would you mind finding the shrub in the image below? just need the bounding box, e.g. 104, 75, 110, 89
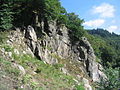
0, 31, 8, 44
75, 84, 84, 90
97, 67, 120, 90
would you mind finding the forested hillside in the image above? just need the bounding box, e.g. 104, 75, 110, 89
87, 29, 120, 68
86, 29, 120, 89
0, 0, 120, 90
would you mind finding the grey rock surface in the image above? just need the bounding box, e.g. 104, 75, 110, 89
23, 22, 105, 82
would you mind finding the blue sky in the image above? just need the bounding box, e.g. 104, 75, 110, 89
60, 0, 120, 34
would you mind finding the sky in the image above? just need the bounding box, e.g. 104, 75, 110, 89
60, 0, 120, 34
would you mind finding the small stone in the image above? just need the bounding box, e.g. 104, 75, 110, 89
14, 49, 19, 55
61, 68, 68, 75
20, 85, 24, 88
23, 51, 26, 54
18, 65, 26, 75
8, 52, 12, 57
83, 78, 92, 90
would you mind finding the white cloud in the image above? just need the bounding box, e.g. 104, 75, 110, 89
83, 19, 105, 28
92, 3, 115, 18
107, 25, 118, 33
111, 20, 116, 23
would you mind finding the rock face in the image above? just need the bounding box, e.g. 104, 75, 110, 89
24, 21, 105, 83
4, 21, 105, 90
6, 28, 34, 57
80, 37, 100, 82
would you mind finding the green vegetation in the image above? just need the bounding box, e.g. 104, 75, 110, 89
1, 44, 14, 52
50, 53, 86, 78
97, 67, 120, 90
0, 57, 21, 90
0, 2, 13, 30
0, 0, 86, 40
0, 0, 67, 28
0, 47, 78, 89
0, 31, 8, 44
0, 58, 20, 76
66, 13, 86, 39
87, 29, 120, 90
75, 84, 85, 90
13, 54, 75, 86
87, 29, 120, 68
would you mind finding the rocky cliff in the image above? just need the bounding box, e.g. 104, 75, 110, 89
25, 21, 105, 81
0, 21, 106, 90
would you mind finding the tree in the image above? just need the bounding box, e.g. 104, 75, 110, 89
66, 13, 85, 39
12, 0, 66, 27
87, 29, 120, 68
57, 7, 67, 25
0, 1, 14, 30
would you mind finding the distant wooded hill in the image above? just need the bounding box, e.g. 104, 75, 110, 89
87, 28, 120, 68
